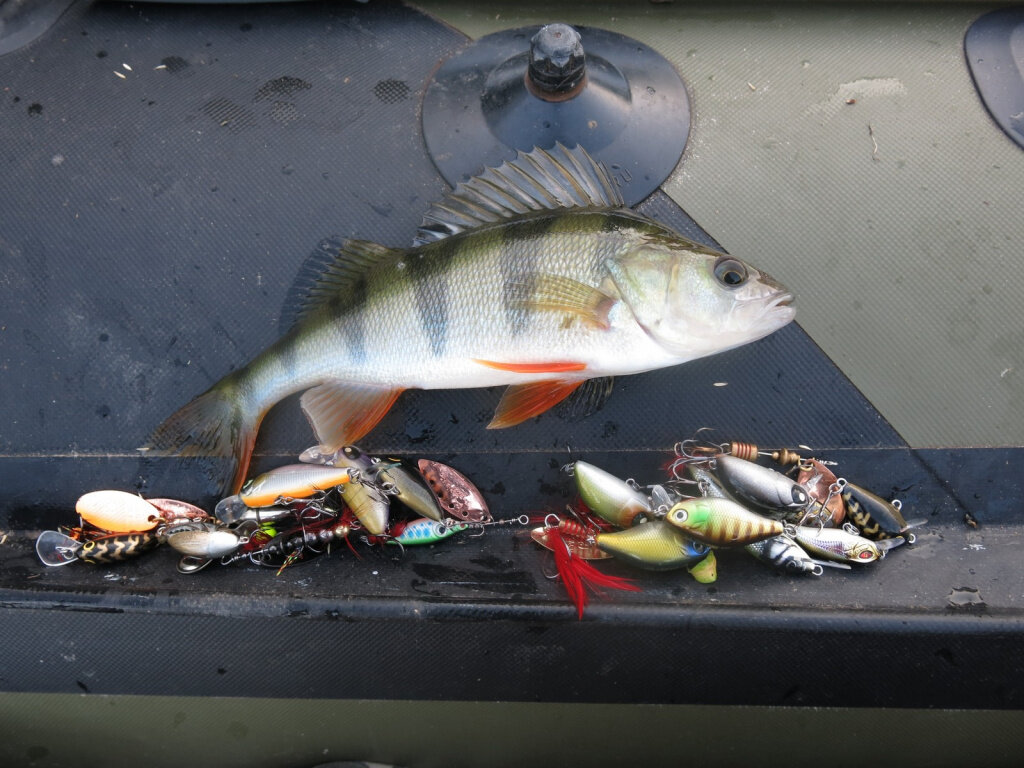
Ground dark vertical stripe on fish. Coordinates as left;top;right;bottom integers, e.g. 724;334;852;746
502;216;556;336
339;276;368;365
406;240;454;357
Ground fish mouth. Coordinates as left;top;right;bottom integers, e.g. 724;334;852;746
762;292;796;326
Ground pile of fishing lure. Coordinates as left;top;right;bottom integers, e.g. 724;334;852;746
532;437;925;618
35;446;491;574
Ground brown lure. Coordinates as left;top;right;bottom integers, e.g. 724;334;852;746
147;498;212;523
417;459;491;523
530;522;610;561
796;459;845;526
840;480;911;541
77;532;160;564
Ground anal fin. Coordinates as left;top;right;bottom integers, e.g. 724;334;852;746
300;380;404;449
488;379;586;429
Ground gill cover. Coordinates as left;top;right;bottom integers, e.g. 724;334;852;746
606;244;792;359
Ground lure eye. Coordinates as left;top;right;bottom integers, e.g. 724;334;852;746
713;256;748;288
858;549;874;560
792;486;808;506
343;446;361;459
671;508;688;524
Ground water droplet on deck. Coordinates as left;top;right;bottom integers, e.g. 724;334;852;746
947;586;985;610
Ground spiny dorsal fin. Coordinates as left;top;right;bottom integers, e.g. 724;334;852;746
414;144;625;246
282;237;400;332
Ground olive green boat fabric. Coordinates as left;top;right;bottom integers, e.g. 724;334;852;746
418;1;1024;449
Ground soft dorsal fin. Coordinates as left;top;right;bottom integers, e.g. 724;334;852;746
281;237;400;332
413;144;625;246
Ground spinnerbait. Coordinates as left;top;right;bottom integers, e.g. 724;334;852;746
795;459;845;527
417;459;491;523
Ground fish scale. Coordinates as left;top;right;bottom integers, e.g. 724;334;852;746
147;144;794;493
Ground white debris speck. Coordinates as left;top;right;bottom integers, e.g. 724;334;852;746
51;154;65;166
371;570;379;576
154;64;167;70
965;543;986;551
114;71;126;79
713;382;728;387
804;77;906;120
122;63;132;71
1001;367;1013;378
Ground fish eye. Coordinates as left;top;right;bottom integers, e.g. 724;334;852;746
713;256;748;288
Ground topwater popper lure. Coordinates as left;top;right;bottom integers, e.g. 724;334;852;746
145;144;795;493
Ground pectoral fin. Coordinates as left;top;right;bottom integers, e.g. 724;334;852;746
507;274;617;330
488;379;585;429
299;381;404;449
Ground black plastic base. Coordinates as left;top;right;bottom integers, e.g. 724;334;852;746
422;24;691;204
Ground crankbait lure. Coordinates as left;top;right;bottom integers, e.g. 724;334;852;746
569;460;653;527
384;518;468;546
166;527;244;559
75;490;161;533
711;454;810;514
584;520;710;572
745;534;833;576
35;529;160;566
790;524;887;564
299;445;393;534
839;479;914;542
239;463;356;508
666;497;784;546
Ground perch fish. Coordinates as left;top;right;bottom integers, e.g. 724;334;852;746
146;144;795;492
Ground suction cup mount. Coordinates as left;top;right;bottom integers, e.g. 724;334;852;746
422;23;690;206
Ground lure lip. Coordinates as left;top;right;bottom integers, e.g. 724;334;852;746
35;530;82;567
